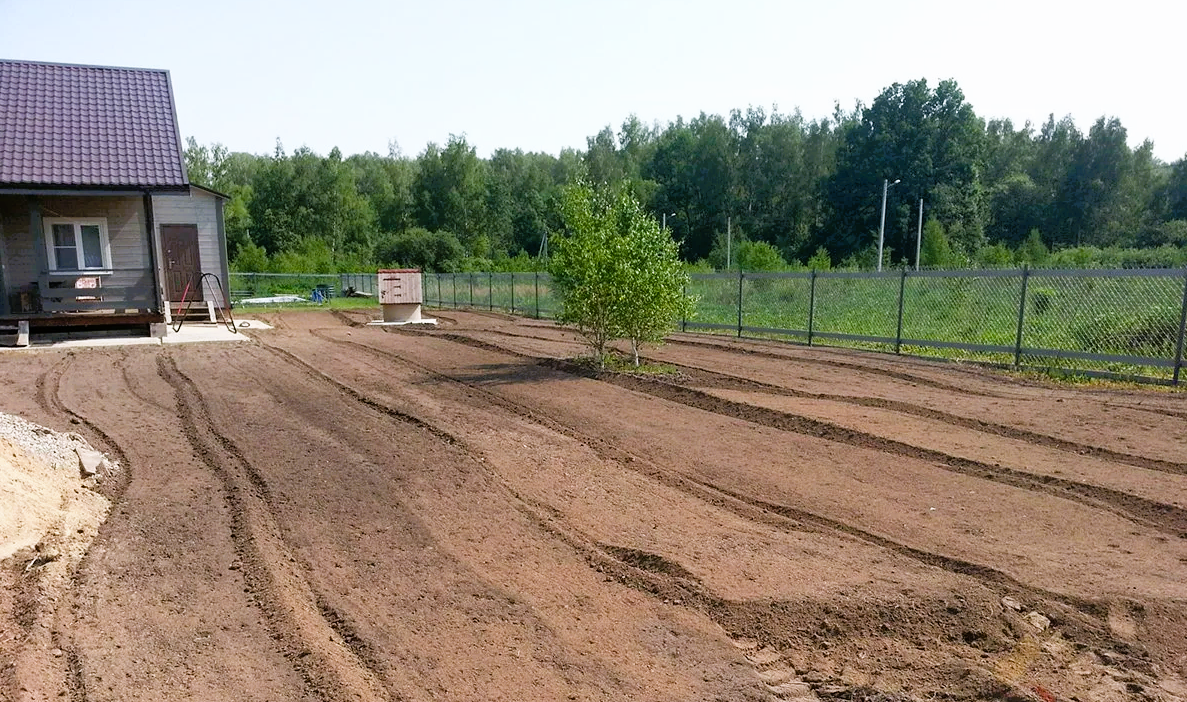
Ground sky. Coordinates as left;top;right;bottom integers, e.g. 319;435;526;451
2;0;1185;163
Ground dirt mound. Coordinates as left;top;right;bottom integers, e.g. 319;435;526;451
1;413;112;700
0;428;110;567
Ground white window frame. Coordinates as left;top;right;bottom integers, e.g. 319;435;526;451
43;218;113;274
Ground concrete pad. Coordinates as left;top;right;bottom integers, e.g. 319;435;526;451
0;319;272;352
366;318;438;327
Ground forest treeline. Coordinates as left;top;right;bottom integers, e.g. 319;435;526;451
183;78;1187;273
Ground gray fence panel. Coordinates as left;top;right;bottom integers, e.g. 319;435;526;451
240;266;1187;384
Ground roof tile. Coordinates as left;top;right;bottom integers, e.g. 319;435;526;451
0;59;187;188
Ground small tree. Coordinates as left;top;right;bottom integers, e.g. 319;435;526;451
920;219;954;268
549;183;691;367
806;246;832;271
1015;228;1049;265
617;202;693;365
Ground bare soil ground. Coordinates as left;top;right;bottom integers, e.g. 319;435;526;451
2;308;1185;701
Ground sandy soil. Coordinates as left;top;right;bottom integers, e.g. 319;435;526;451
1;307;1185;702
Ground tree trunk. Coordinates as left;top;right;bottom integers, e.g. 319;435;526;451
631;338;640;366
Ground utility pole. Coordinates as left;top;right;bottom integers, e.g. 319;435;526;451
877;178;900;272
726;216;732;270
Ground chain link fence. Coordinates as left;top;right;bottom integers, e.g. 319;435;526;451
228;272;378;302
424;271;555;319
423;267;1187;385
226;269;1187;384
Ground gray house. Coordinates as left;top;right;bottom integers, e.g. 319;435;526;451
0;59;230;341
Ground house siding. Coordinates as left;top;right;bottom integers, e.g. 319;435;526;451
152;188;228;305
0;194;155;309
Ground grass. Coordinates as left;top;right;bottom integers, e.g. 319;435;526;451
233;296;379;313
566;353;683;376
428;269;1187;384
684;271;1186;382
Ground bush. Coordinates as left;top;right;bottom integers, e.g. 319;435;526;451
974;243;1014;268
736;240;788;271
806;246;832;271
1030;287;1056;315
374;228;465;272
549;183;692;366
231;241;269;272
920;219;955;268
270;237;336;274
1015;229;1049;266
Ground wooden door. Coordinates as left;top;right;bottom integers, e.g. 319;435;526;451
161;224;202;301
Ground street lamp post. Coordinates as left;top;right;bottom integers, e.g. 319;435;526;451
877;178;900;272
662;212;675;232
914;198;924;271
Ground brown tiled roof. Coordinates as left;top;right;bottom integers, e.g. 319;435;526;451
0;59;188;189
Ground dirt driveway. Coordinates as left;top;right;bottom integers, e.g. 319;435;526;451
2;309;1185;701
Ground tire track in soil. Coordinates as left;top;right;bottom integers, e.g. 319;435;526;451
305;330;1116;623
270;332;1113;701
641;353;1187;478
576;360;1187;540
289;330;1168;702
156;353;392;702
432;331;1187;539
224;343;661;699
431;329;1187;540
1103;402;1187;420
28;352;138;702
658;334;1007;398
453;325;1187;478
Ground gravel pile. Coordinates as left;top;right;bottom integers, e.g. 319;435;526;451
0;411;120;476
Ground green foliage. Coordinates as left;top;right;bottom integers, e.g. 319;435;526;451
231;241;269;273
1030;287;1056;315
974;243;1014;268
736;240;788;271
707;233;787;271
1045;245;1187;269
920;219;955;268
374;228;465;272
1137;220;1187;248
184;75;1187;280
1015;229;1050;265
1045;246;1106;269
549;183;692;366
269;237;338;274
806;246;833;271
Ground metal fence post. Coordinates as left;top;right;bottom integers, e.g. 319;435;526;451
488;272;493;311
535;270;540;319
807;269;817;346
436;274;442;308
736;268;744;338
452;273;458;308
1174;267;1187;386
1014;265;1030;367
510;272;516;314
469;272;474;308
895;268;907;354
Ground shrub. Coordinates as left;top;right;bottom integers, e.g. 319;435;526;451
549;183;692;367
374;228;465;272
806;246;832;271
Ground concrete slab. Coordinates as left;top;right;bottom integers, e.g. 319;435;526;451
0;319;272;352
366;318;438;327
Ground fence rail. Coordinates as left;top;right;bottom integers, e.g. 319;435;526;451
422;267;1187;386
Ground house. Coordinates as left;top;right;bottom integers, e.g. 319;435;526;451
0;59;231;343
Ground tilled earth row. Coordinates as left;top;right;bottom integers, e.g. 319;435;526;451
2;308;1185;702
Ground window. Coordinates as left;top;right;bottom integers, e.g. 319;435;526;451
43;218;112;272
